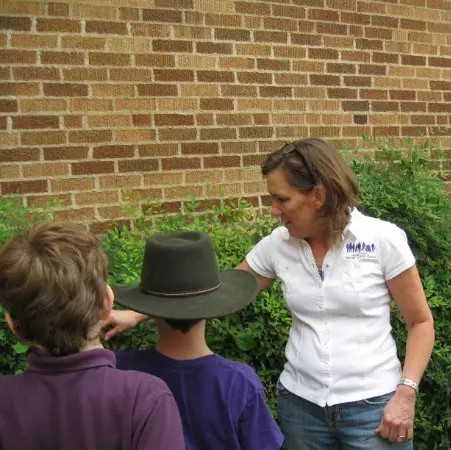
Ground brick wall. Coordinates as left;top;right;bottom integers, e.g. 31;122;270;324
0;0;450;231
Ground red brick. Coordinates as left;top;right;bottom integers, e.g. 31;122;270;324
0;81;39;96
69;130;112;143
72;161;114;175
360;89;388;100
85;21;127;34
200;98;234;110
372;101;399;112
317;22;347;35
41;50;82;65
401;126;427;136
182;142;219;155
48;3;70;16
205;14;242;27
430;81;451;90
342;101;370;112
260;86;292;97
155;114;195;126
138;84;177;96
119;7;140;20
429;57;451;68
239;127;274;139
402;55;426;66
327;88;357;99
135;54;175;67
215;28;250;41
308;48;339;59
0;148;39;162
158;128;196;141
327;63;356;73
389;90;416;100
154;40;193;53
44;83;88;97
221;85;258;97
155;0;194;7
2;180;47;195
237;72;272;84
197;70;235;82
372;52;399;64
428;103;451;113
344;76;372;87
0;50;36;64
204;156;240;168
153;69;194;82
293;0;324;5
12;116;59;129
411;116;436;125
118;159;158;173
308;9;339;21
93;145;135;159
356;39;383;50
257;59;290;71
272;5;306;19
143;9;183;22
200;128;236;140
365;27;393;40
427;0;451;9
44;146;88;160
162;158;201;170
310;74;340;85
373;127;400;137
254;31;288;43
275;74;308;85
340;12;370;25
243;154;266;166
371;15;398;28
236;2;270;15
89;52;130;66
37;18;80;32
292;34;322;46
0;100;18;112
13;67;60;80
400;19;426;31
359;64;386;75
0;16;31;31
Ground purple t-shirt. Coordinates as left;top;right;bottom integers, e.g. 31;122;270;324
0;349;184;450
116;348;284;450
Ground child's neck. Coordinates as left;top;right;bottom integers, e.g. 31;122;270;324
155;323;213;361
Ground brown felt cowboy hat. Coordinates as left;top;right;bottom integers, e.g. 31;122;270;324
112;231;258;319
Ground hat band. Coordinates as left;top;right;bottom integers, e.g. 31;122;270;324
140;282;221;297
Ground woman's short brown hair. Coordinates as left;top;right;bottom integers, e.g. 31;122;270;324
0;222;108;356
262;138;359;245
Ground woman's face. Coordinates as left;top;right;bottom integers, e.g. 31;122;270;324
266;169;324;239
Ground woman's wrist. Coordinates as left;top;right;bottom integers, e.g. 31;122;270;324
135;312;150;324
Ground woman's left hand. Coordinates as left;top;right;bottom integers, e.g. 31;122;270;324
376;385;416;442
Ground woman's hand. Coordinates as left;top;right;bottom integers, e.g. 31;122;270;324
376;386;416;442
102;310;149;341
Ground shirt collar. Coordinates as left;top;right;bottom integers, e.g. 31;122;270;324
27;348;116;374
282;207;363;243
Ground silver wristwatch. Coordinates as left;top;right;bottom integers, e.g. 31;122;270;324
398;377;419;392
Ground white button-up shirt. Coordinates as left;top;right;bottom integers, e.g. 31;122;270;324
246;209;415;406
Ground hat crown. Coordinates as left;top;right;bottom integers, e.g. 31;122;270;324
140;231;220;297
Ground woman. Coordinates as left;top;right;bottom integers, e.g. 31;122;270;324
234;138;434;449
104;138;434;450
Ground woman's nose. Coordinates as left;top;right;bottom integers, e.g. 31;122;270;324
271;204;281;217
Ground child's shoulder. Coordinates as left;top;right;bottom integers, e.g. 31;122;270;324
213;355;264;391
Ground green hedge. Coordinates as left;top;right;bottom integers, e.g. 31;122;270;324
1;139;450;449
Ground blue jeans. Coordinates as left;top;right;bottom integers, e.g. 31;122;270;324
277;385;413;450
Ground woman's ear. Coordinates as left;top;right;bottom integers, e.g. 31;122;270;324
101;285;114;321
312;184;327;210
5;312;20;339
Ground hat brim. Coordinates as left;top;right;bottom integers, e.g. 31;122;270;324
112;270;258;320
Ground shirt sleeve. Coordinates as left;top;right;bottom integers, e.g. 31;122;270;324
245;230;279;279
380;224;416;281
133;380;185;450
238;388;284;450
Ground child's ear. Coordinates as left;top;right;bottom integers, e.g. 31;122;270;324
101;285;114;320
5;312;19;339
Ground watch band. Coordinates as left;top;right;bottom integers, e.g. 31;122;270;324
398;377;419;392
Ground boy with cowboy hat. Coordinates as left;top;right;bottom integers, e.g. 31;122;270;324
0;222;184;450
106;231;284;450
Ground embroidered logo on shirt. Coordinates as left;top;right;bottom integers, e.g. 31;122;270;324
345;242;376;259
